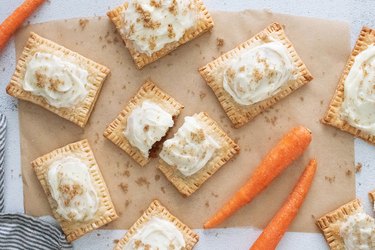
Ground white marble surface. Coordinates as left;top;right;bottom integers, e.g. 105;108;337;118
0;0;374;249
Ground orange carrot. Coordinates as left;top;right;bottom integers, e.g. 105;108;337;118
204;126;312;229
0;0;45;51
250;159;317;250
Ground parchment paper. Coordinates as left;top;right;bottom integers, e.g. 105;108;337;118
17;10;354;233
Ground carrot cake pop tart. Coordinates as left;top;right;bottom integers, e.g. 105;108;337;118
104;80;184;167
6;32;110;128
107;0;213;69
31;139;118;242
114;200;199;250
316;199;375;250
369;190;375;209
158;112;240;196
322;27;375;145
199;22;313;128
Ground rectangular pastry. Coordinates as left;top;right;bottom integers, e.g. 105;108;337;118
322;27;375;145
6;32;110;128
199;22;313;128
114;200;199;250
316;199;375;249
32;139;118;242
158;112;240;196
104;80;184;167
369;190;375;208
107;0;214;69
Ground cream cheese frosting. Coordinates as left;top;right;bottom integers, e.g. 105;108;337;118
23;52;89;108
46;156;99;222
124;217;185;250
341;45;375;134
223;40;296;106
122;0;200;55
159;115;220;176
339;210;375;250
124;100;174;158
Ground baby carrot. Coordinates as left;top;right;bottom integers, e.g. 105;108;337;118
0;0;45;51
204;126;312;229
250;159;317;250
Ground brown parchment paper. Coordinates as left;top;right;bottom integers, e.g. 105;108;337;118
16;10;354;233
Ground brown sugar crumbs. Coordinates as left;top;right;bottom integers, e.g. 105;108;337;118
167;24;176;39
148;36;157;50
252;68;263;82
191;129;205;143
79;18;89;30
144;124;150;132
216;38;224;48
135;177;150;189
355;163;362;173
135;3;161;29
168;0;177;15
150;0;162;8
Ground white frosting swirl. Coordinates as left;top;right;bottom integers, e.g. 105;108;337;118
341;45;375;134
159;115;220;176
124;217;185;250
124;100;174;158
339;210;375;250
223;40;296;106
46;156;99;222
122;0;200;55
23;52;89;108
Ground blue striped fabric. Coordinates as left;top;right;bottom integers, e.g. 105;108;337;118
0;113;6;213
0;113;72;249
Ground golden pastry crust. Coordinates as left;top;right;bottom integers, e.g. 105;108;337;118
322;27;375;145
6;32;110;128
316;199;362;250
103;80;184;167
369;190;375;204
107;0;214;69
31;139;118;242
114;200;199;250
158;112;240;196
199;22;313;128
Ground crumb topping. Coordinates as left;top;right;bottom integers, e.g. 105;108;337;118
122;0;200;55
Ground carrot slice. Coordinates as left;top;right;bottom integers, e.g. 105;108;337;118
0;0;46;51
204;126;312;229
250;159;317;250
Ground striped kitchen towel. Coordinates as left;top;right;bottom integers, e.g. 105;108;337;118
0;113;72;250
0;113;6;212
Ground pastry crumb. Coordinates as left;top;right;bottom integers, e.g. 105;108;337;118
113;239;119;244
355;163;362;173
216;38;224;48
346;170;352;176
79;18;89;30
160;187;166;194
119;183;128;193
199;91;206;100
135;177;150;189
325;176;336;184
